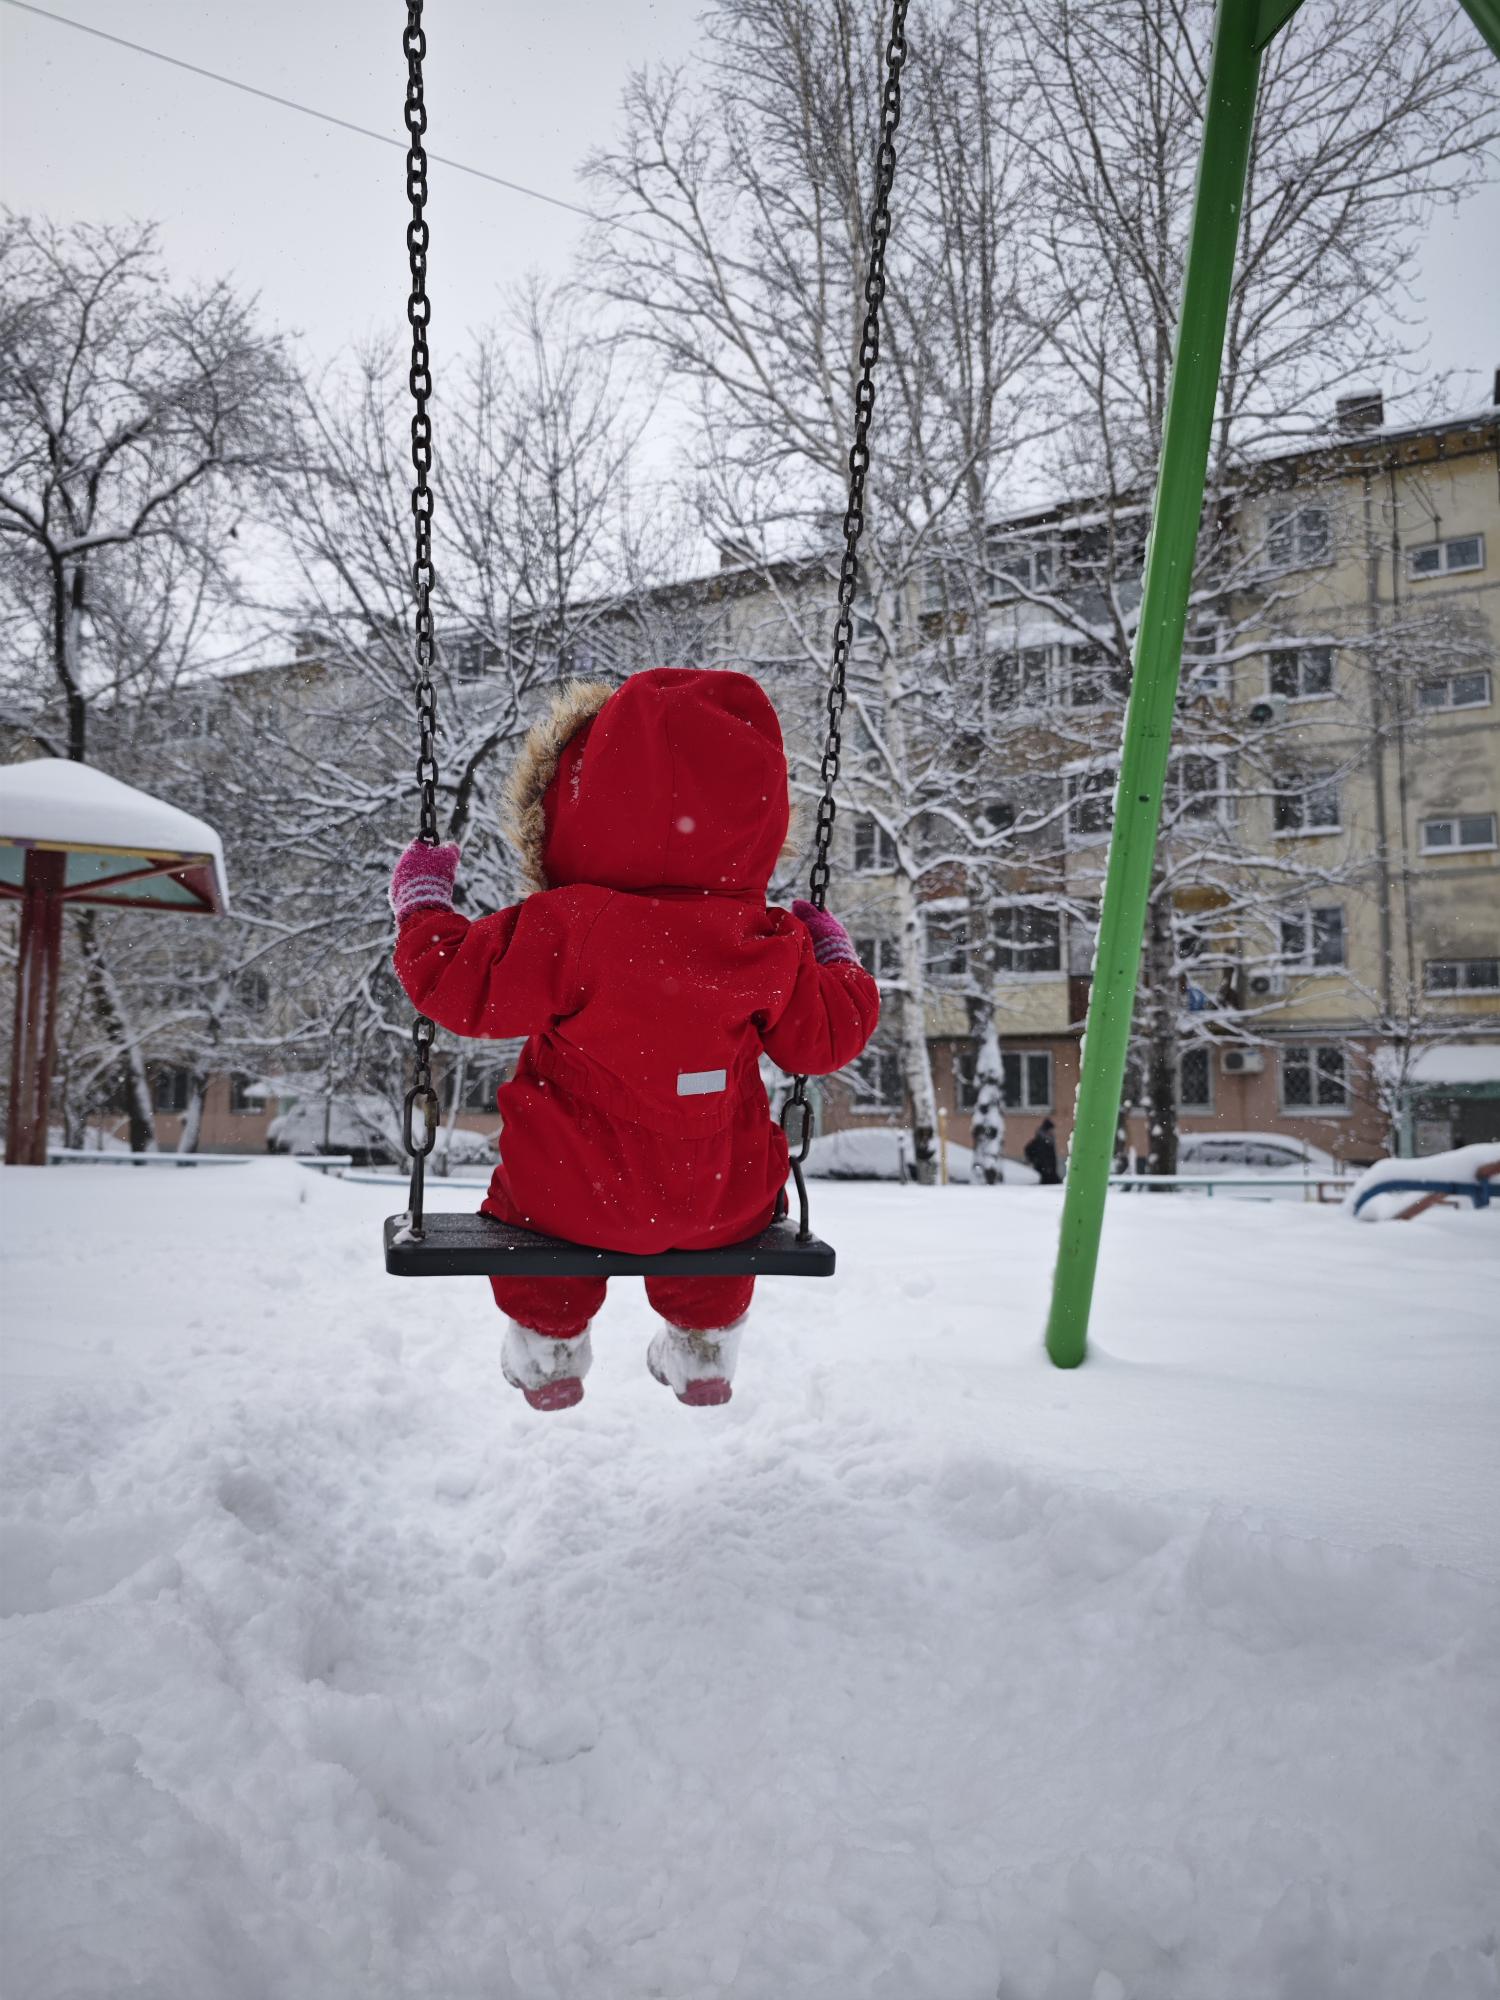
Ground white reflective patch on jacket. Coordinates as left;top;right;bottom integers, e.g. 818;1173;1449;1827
676;1068;728;1097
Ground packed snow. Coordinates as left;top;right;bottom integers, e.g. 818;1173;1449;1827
2;1163;1497;2000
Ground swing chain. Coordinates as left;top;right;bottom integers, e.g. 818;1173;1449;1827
404;0;439;849
402;0;439;1232
782;0;909;1213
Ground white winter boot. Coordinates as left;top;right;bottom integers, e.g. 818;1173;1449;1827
501;1322;593;1412
646;1317;745;1407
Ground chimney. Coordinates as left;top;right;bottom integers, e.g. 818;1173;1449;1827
1334;389;1384;435
1492;366;1499;409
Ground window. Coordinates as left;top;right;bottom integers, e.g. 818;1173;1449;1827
987;539;1053;601
1167;755;1225;824
1066;769;1115;839
1266;503;1331;571
851;1042;904;1109
1281;1043;1348;1111
1065;642;1124;708
1274;769;1341;835
1419;671;1491;713
462;1068;502;1111
1268;646;1334;701
1424;957;1500;993
993;905;1062;974
852;934;903;981
852;815;898;872
150;1065;192;1114
228;1074;258;1115
1002;1049;1053;1111
989;646;1051;709
1408;534;1484;581
1183;617;1226;695
1421;812;1497;853
1179;1045;1213;1111
925;911;969;979
452;635;491;680
236;968;271;1016
1279;905;1346;969
978;799;1016;835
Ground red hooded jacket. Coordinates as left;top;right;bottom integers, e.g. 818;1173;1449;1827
394;668;880;1253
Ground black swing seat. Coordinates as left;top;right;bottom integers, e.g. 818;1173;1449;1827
383;1211;836;1278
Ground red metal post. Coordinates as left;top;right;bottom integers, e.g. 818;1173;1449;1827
6;848;67;1166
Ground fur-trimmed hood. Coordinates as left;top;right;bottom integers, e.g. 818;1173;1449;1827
504;668;790;897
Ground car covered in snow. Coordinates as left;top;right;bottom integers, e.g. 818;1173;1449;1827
1176;1131;1340;1175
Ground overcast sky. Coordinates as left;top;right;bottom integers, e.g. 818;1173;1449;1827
2;0;1497;400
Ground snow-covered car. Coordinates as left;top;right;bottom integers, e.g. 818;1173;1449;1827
1160;1130;1346;1198
1176;1131;1340;1175
804;1126;1039;1184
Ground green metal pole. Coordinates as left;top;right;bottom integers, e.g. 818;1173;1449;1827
1044;0;1278;1367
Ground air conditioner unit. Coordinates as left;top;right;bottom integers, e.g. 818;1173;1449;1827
1247;969;1288;999
1247;692;1289;728
1221;1048;1266;1075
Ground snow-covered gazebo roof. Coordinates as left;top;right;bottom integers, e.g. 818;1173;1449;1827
0;759;228;914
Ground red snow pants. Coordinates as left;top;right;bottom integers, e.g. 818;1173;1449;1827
490;1272;754;1340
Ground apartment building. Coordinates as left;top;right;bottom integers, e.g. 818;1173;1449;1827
58;397;1497;1167
844;396;1500;1170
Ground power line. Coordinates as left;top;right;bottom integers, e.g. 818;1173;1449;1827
1;0;604;225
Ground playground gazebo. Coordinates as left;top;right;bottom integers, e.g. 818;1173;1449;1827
1;758;228;1166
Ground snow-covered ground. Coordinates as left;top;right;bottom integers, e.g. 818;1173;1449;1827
2;1163;1497;2000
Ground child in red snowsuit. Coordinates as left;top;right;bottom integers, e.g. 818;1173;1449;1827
389;668;880;1410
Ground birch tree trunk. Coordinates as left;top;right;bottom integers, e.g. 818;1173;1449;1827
970;1016;1007;1185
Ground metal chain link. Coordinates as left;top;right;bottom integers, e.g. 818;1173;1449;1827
402;0;440;1227
783;0;909;1208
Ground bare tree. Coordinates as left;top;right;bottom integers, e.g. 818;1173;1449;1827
586;0;1060;1178
0;215;293;1148
258;284;685;1127
977;0;1499;1173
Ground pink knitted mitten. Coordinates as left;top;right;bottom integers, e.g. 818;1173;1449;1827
792;898;860;968
389;840;461;923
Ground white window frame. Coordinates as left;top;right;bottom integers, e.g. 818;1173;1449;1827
1273;769;1342;838
851;814;899;873
1002;1048;1053;1112
1267;645;1335;703
1424;668;1496;716
1266;503;1332;573
1279;1043;1349;1115
852;934;903;982
228;1073;259;1116
1064;642;1113;709
1424;957;1500;994
1278;904;1346;970
987;644;1052;714
992;903;1064;978
1065;769;1115;843
1407;533;1485;582
1179;1044;1214;1112
986;538;1055;604
851;1042;904;1112
924;909;970;981
1420;812;1498;854
150;1064;193;1115
1166;752;1229;827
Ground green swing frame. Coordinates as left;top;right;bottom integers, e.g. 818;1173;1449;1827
1043;0;1500;1365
